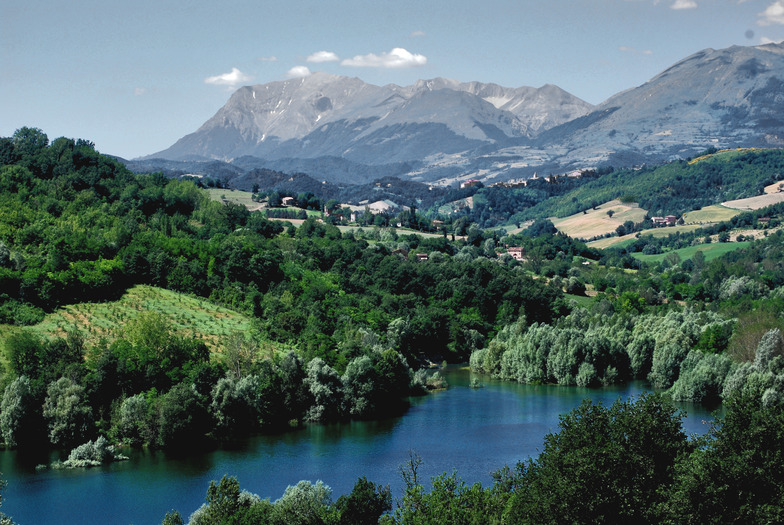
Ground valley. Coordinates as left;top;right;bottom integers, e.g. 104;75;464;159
3;40;784;525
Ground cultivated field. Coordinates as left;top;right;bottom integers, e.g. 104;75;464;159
764;181;784;194
722;192;784;211
11;285;254;352
552;200;648;240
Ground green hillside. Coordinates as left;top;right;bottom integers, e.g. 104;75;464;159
9;285;254;352
512;148;784;222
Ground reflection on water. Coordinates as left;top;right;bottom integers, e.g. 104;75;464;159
0;366;716;525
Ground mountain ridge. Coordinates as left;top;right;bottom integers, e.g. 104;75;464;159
148;72;592;165
145;42;784;184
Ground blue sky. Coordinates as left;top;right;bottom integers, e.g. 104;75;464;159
2;0;784;159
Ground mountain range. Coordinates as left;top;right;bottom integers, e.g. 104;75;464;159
142;42;784;186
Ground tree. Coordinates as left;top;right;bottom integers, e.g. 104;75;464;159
267;191;282;208
210;374;263;438
691;249;706;269
271;480;332;525
0;137;18;165
0;242;9;268
222;333;257;379
341;356;377;418
669;391;784;523
125;311;172;356
331;476;391;525
5;331;46;380
160;510;184;525
12;127;48;158
304;358;343;422
117;394;154;446
42;377;95;448
277;352;311;422
187;475;271;525
156;382;208;450
503;394;689;524
0;376;42;448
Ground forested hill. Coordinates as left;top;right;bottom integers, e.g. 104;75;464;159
524;148;784;220
0;126;574;466
435;148;784;228
0;127;565;363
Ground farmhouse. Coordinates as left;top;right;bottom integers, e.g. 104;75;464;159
460;179;481;189
506;246;525;261
651;215;678;226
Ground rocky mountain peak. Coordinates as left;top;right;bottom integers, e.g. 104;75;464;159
146;42;784;185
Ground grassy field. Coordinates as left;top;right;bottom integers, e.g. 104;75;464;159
682;205;740;224
564;294;594;308
552;200;648;240
2;285;254;352
631;241;751;264
587;235;639;250
205;188;261;210
646;224;707;237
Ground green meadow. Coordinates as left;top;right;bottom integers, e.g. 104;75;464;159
631;241;751;264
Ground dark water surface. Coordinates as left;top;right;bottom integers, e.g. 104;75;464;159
0;368;715;524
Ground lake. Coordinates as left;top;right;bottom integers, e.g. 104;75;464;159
0;367;715;524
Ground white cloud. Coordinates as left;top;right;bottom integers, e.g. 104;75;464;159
759;1;784;25
205;67;253;87
410;30;426;37
671;0;698;9
342;47;427;68
761;35;784;43
258;56;278;62
307;51;339;63
287;65;312;78
133;87;146;96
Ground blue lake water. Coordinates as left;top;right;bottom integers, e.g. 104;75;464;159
0;367;715;524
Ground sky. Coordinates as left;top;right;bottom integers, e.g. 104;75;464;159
2;0;784;159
